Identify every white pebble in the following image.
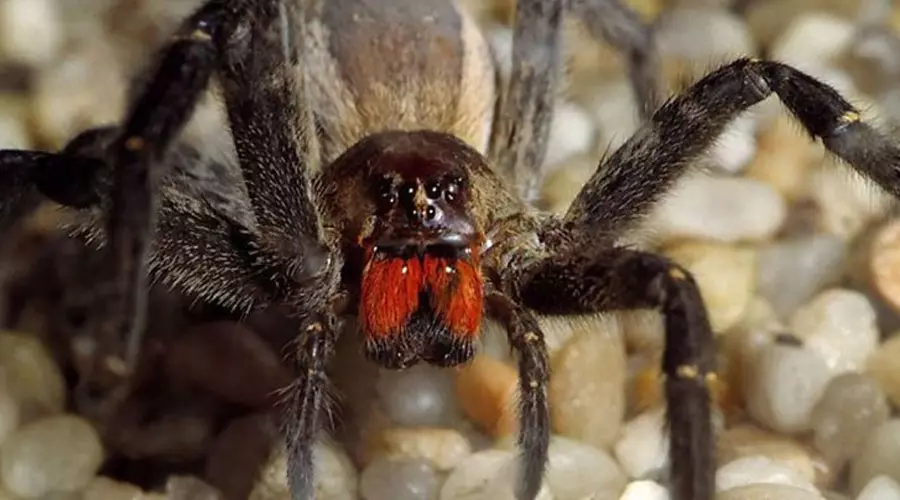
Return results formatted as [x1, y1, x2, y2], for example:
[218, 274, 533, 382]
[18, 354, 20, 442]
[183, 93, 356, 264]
[857, 475, 900, 500]
[716, 456, 818, 493]
[590, 79, 640, 150]
[0, 415, 104, 498]
[366, 427, 472, 471]
[613, 408, 668, 480]
[0, 0, 62, 66]
[789, 289, 879, 375]
[618, 480, 669, 500]
[376, 365, 463, 427]
[850, 419, 900, 495]
[545, 436, 626, 500]
[250, 440, 357, 500]
[770, 14, 855, 72]
[743, 342, 832, 434]
[811, 374, 890, 468]
[360, 458, 441, 500]
[544, 102, 595, 170]
[709, 115, 758, 174]
[716, 483, 825, 500]
[440, 449, 553, 500]
[756, 235, 847, 319]
[655, 7, 755, 62]
[0, 376, 20, 447]
[651, 174, 786, 244]
[0, 332, 66, 420]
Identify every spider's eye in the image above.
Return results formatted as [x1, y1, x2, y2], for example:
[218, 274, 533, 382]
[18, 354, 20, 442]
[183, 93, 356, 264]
[425, 182, 442, 199]
[376, 178, 396, 206]
[445, 175, 464, 203]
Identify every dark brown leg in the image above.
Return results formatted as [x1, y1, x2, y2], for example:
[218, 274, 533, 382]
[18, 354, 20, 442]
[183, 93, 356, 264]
[507, 247, 716, 500]
[486, 292, 551, 500]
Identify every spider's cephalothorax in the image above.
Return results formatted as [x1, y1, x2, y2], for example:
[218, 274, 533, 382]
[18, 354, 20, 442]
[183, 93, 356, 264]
[3, 1, 900, 500]
[323, 131, 499, 368]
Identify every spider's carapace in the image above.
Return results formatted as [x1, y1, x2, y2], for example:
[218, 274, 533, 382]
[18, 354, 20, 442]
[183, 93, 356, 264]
[323, 131, 499, 367]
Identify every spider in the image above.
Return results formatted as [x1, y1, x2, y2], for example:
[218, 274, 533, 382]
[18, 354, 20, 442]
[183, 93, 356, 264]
[2, 0, 900, 499]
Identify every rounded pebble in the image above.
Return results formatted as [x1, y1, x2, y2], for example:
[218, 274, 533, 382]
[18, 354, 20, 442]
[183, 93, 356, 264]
[0, 0, 62, 66]
[849, 419, 900, 495]
[454, 355, 518, 437]
[652, 175, 786, 244]
[788, 289, 878, 375]
[810, 373, 890, 468]
[545, 436, 627, 499]
[378, 365, 464, 428]
[440, 449, 553, 500]
[716, 456, 818, 493]
[744, 341, 833, 434]
[664, 241, 757, 332]
[549, 327, 625, 450]
[360, 458, 442, 500]
[0, 332, 66, 420]
[0, 415, 104, 498]
[716, 483, 824, 500]
[249, 441, 357, 500]
[364, 427, 472, 471]
[717, 425, 816, 486]
[613, 408, 668, 480]
[618, 480, 670, 500]
[865, 334, 900, 408]
[856, 475, 900, 500]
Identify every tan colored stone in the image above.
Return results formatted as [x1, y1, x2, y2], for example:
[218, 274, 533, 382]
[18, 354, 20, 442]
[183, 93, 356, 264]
[363, 427, 472, 471]
[454, 355, 518, 437]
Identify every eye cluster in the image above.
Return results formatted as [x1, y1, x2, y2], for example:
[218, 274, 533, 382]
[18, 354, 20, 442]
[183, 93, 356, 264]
[374, 174, 466, 211]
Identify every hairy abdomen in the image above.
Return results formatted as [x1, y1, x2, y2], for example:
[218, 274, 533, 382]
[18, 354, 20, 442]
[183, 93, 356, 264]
[306, 0, 496, 161]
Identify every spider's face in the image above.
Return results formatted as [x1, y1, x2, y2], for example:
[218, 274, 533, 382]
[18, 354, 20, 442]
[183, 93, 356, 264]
[325, 130, 488, 366]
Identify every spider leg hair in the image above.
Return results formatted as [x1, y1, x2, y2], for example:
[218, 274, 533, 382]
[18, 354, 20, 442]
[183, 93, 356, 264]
[489, 0, 564, 203]
[486, 292, 551, 500]
[508, 248, 715, 500]
[569, 0, 663, 117]
[565, 57, 900, 237]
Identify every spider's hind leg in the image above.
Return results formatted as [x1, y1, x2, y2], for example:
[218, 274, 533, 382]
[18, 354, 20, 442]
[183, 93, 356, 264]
[508, 247, 716, 500]
[569, 0, 663, 117]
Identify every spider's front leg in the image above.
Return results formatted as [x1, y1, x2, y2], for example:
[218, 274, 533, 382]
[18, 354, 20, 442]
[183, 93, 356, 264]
[505, 245, 716, 500]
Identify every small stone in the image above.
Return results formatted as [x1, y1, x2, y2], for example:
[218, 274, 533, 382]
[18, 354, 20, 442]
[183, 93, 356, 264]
[745, 115, 818, 201]
[613, 408, 668, 480]
[363, 427, 472, 471]
[717, 426, 816, 486]
[807, 157, 894, 240]
[590, 78, 641, 151]
[81, 476, 144, 500]
[664, 241, 757, 332]
[756, 235, 847, 319]
[652, 175, 786, 244]
[544, 101, 595, 170]
[716, 483, 824, 500]
[545, 436, 627, 499]
[0, 415, 104, 498]
[655, 7, 754, 62]
[359, 458, 442, 500]
[789, 289, 879, 375]
[743, 342, 832, 434]
[769, 13, 855, 71]
[0, 0, 62, 66]
[249, 440, 358, 500]
[618, 480, 669, 500]
[549, 326, 626, 450]
[810, 373, 890, 468]
[849, 419, 900, 495]
[868, 219, 900, 315]
[440, 449, 553, 500]
[164, 476, 223, 500]
[0, 377, 20, 447]
[205, 414, 276, 500]
[379, 364, 464, 428]
[865, 334, 900, 408]
[454, 355, 518, 437]
[857, 475, 900, 500]
[716, 456, 818, 493]
[165, 322, 294, 408]
[0, 331, 66, 420]
[0, 97, 31, 150]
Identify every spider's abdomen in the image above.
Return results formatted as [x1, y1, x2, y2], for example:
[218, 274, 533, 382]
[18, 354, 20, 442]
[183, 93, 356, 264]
[306, 0, 495, 161]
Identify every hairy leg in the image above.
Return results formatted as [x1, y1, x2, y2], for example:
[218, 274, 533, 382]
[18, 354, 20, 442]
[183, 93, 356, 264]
[488, 0, 564, 203]
[565, 58, 900, 236]
[486, 292, 550, 500]
[216, 2, 342, 497]
[508, 247, 715, 500]
[569, 0, 663, 117]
